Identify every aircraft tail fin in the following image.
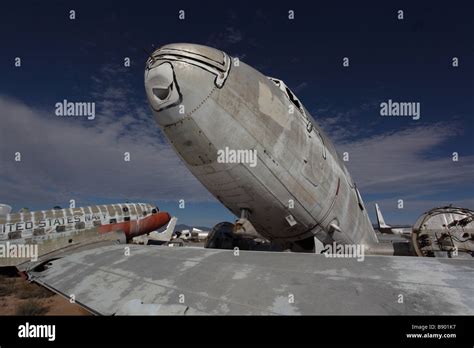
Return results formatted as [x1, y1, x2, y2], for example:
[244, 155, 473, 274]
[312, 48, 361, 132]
[375, 203, 391, 230]
[145, 216, 178, 243]
[162, 216, 177, 240]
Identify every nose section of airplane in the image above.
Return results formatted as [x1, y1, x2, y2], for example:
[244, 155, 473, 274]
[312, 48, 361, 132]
[149, 211, 172, 230]
[135, 211, 171, 238]
[145, 43, 232, 127]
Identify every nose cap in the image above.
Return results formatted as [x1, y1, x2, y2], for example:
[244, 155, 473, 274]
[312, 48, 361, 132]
[145, 62, 182, 113]
[158, 43, 227, 65]
[134, 212, 171, 238]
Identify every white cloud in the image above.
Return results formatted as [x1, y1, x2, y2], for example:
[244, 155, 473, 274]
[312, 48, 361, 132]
[315, 103, 474, 222]
[366, 197, 474, 225]
[336, 123, 474, 196]
[0, 75, 213, 209]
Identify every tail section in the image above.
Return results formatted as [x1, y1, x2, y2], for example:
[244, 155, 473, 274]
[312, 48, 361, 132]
[161, 216, 177, 241]
[148, 216, 177, 242]
[375, 203, 390, 229]
[374, 203, 411, 235]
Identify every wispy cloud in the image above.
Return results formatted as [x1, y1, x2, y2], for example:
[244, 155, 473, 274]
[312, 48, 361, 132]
[0, 65, 213, 209]
[316, 101, 379, 143]
[293, 82, 308, 94]
[206, 26, 243, 48]
[314, 101, 473, 221]
[336, 123, 473, 196]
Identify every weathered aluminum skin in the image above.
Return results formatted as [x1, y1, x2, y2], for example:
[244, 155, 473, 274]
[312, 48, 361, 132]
[28, 244, 474, 315]
[145, 43, 378, 248]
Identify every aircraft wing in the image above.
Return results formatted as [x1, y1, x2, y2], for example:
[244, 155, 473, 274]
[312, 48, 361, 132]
[27, 245, 474, 315]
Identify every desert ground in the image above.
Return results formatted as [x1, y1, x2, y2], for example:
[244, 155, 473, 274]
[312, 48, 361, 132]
[0, 274, 90, 315]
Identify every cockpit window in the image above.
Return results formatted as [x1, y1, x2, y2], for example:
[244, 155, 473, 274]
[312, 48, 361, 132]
[269, 76, 328, 160]
[285, 87, 303, 110]
[268, 77, 307, 119]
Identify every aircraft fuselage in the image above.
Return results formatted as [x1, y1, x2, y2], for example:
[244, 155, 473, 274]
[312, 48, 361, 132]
[0, 203, 170, 266]
[145, 43, 378, 248]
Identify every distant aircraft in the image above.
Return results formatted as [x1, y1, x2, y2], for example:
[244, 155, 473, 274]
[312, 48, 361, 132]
[410, 206, 473, 258]
[190, 228, 209, 242]
[175, 227, 209, 242]
[0, 202, 171, 268]
[374, 203, 412, 235]
[132, 216, 177, 245]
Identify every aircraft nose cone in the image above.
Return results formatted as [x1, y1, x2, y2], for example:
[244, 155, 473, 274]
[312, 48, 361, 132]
[145, 43, 232, 127]
[135, 212, 171, 238]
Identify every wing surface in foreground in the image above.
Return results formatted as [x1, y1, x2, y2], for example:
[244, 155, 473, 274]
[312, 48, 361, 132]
[28, 245, 474, 315]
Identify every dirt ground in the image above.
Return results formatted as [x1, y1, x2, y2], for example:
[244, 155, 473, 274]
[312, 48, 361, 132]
[0, 274, 90, 315]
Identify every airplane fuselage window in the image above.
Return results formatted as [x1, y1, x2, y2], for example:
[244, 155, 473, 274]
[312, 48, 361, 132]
[268, 77, 307, 119]
[268, 76, 328, 160]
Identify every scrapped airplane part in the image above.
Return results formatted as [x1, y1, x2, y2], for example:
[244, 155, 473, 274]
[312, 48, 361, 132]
[168, 238, 185, 247]
[411, 206, 474, 258]
[28, 244, 474, 315]
[233, 217, 263, 239]
[145, 43, 379, 253]
[374, 203, 411, 236]
[375, 203, 390, 230]
[0, 203, 171, 267]
[375, 203, 412, 237]
[132, 216, 177, 245]
[190, 228, 209, 242]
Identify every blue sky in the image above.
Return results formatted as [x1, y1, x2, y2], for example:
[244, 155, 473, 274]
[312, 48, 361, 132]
[0, 0, 473, 227]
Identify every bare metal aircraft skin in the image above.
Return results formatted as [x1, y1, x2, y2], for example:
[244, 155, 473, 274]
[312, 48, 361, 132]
[20, 43, 473, 316]
[28, 244, 474, 315]
[144, 43, 474, 257]
[0, 203, 171, 267]
[143, 43, 390, 252]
